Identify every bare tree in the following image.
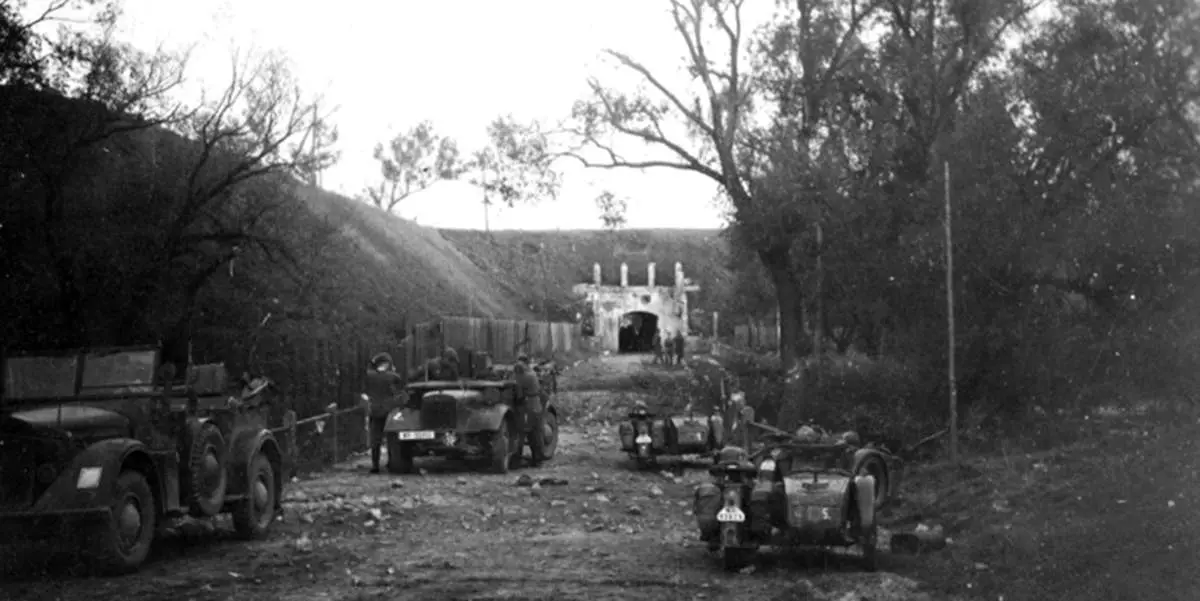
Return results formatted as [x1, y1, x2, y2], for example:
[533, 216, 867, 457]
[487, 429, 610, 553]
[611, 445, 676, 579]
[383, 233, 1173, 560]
[116, 49, 339, 341]
[564, 0, 882, 368]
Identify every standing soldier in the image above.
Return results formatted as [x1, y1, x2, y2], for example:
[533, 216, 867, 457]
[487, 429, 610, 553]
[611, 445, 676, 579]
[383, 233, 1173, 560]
[651, 330, 663, 364]
[673, 329, 686, 366]
[513, 359, 548, 466]
[363, 352, 406, 474]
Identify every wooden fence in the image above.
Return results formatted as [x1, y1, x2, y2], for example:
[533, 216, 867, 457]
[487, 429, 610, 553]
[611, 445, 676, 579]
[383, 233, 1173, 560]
[200, 315, 582, 475]
[732, 318, 779, 351]
[397, 315, 583, 372]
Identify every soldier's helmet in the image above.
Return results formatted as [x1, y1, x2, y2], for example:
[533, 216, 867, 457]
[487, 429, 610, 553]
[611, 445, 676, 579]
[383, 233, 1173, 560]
[839, 431, 861, 446]
[441, 347, 459, 364]
[794, 425, 820, 443]
[715, 445, 749, 465]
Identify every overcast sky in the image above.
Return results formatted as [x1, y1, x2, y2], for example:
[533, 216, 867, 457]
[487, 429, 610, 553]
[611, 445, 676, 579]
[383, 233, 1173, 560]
[87, 0, 774, 230]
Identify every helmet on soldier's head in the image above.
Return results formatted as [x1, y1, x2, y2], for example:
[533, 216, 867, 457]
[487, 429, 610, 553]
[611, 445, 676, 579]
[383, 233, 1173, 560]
[716, 446, 749, 465]
[442, 347, 459, 364]
[795, 425, 820, 443]
[840, 431, 861, 446]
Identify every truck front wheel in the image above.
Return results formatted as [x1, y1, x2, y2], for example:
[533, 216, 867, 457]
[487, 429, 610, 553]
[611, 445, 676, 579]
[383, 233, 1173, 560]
[86, 470, 156, 575]
[233, 453, 277, 538]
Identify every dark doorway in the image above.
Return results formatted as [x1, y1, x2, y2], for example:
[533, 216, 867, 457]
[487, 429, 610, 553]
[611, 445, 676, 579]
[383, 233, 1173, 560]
[618, 311, 659, 353]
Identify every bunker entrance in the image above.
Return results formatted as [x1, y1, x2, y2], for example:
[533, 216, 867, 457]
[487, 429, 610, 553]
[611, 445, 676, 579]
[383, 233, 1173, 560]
[618, 311, 659, 353]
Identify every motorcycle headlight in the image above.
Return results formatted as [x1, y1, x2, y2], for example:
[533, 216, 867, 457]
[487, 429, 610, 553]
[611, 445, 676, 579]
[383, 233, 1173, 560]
[759, 459, 776, 472]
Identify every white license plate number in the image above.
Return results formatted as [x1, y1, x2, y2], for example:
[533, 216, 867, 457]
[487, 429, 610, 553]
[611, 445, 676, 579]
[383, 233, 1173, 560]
[635, 434, 652, 444]
[717, 507, 745, 522]
[397, 431, 436, 441]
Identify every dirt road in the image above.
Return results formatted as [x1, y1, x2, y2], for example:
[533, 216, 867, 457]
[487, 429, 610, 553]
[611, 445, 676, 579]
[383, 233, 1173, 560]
[3, 354, 940, 601]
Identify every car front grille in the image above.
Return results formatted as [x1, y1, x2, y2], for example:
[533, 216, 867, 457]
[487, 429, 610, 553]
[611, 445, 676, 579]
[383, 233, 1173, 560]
[421, 395, 458, 431]
[0, 436, 64, 510]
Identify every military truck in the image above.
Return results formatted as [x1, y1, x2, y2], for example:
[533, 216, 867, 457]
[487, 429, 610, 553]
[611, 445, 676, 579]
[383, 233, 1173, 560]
[0, 346, 287, 574]
[382, 350, 559, 474]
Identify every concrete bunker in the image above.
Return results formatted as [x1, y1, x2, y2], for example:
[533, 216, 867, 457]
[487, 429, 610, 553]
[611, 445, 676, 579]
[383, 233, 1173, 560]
[572, 262, 701, 352]
[618, 311, 659, 353]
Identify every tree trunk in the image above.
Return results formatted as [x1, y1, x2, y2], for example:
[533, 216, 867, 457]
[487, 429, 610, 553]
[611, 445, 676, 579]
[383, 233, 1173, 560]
[761, 251, 804, 371]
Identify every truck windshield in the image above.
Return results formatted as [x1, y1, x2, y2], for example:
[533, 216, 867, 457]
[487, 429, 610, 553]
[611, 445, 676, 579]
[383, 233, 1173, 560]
[81, 350, 157, 389]
[3, 355, 79, 401]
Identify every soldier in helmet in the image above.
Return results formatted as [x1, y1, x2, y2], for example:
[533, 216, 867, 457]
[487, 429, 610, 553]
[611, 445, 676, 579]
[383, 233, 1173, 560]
[363, 352, 406, 474]
[513, 360, 548, 466]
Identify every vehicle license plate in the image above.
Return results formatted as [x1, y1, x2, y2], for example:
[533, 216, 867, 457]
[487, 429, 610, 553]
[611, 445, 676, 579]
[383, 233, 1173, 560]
[397, 431, 435, 441]
[635, 434, 652, 444]
[716, 507, 746, 522]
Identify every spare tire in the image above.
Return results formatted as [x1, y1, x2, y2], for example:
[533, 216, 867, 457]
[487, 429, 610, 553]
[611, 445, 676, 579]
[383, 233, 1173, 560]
[187, 421, 228, 517]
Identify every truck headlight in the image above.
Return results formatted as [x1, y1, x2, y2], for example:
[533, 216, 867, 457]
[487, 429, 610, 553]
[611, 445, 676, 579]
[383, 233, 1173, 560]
[76, 466, 103, 490]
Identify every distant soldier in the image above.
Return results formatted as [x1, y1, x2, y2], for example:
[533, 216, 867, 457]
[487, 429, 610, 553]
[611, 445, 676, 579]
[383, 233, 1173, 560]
[363, 352, 406, 474]
[651, 330, 663, 364]
[409, 347, 461, 381]
[513, 360, 548, 466]
[673, 330, 686, 366]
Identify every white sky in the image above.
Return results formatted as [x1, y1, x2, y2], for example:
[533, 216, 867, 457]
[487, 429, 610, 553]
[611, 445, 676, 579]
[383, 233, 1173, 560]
[98, 0, 756, 230]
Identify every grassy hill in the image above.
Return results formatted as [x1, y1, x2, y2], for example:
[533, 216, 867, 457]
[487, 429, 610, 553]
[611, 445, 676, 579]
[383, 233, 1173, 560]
[439, 228, 737, 333]
[0, 87, 739, 393]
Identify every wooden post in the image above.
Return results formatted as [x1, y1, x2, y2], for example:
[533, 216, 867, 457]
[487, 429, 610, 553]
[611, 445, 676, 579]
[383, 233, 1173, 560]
[945, 160, 959, 464]
[282, 410, 297, 479]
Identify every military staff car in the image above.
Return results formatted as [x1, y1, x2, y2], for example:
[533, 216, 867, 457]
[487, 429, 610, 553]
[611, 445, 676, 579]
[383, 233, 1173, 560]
[382, 351, 559, 474]
[0, 346, 287, 574]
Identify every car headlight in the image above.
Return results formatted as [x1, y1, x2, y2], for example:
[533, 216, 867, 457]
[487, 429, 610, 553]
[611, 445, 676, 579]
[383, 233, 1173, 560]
[76, 466, 103, 490]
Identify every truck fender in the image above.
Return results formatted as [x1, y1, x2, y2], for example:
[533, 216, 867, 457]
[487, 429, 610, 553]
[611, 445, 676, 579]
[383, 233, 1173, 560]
[464, 405, 511, 433]
[381, 408, 423, 433]
[227, 429, 283, 498]
[33, 438, 160, 513]
[853, 475, 876, 528]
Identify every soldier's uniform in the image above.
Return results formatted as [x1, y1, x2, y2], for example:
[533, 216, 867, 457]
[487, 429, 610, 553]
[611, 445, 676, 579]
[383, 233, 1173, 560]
[673, 331, 686, 365]
[651, 331, 663, 364]
[514, 359, 548, 465]
[364, 352, 406, 473]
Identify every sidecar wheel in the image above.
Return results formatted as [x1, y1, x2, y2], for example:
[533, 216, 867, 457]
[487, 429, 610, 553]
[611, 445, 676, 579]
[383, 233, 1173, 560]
[721, 546, 755, 572]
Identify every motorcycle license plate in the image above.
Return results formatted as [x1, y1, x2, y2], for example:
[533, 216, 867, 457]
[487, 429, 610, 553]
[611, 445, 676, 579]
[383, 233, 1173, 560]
[717, 507, 745, 522]
[635, 434, 652, 444]
[397, 431, 436, 441]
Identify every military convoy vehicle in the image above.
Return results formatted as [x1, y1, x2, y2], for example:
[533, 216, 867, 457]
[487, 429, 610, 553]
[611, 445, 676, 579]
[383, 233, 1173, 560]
[0, 346, 287, 574]
[381, 350, 560, 474]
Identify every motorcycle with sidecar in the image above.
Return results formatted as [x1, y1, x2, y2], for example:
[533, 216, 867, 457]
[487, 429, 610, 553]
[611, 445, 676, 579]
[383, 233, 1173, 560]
[617, 401, 724, 469]
[693, 423, 900, 572]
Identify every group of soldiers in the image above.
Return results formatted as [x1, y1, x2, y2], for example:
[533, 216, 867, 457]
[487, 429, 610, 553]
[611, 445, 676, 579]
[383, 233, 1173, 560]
[360, 347, 549, 474]
[651, 329, 687, 366]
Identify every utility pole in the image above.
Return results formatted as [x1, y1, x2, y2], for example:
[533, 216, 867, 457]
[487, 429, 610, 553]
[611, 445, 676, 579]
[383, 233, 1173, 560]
[944, 160, 958, 464]
[813, 219, 824, 391]
[540, 242, 549, 323]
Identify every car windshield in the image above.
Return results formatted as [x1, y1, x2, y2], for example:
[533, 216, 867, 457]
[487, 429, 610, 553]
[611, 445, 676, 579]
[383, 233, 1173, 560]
[81, 350, 158, 389]
[3, 355, 79, 401]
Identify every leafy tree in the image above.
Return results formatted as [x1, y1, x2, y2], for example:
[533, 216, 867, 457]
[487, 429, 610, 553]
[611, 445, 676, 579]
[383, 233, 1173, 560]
[365, 120, 462, 212]
[594, 189, 628, 231]
[467, 114, 560, 229]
